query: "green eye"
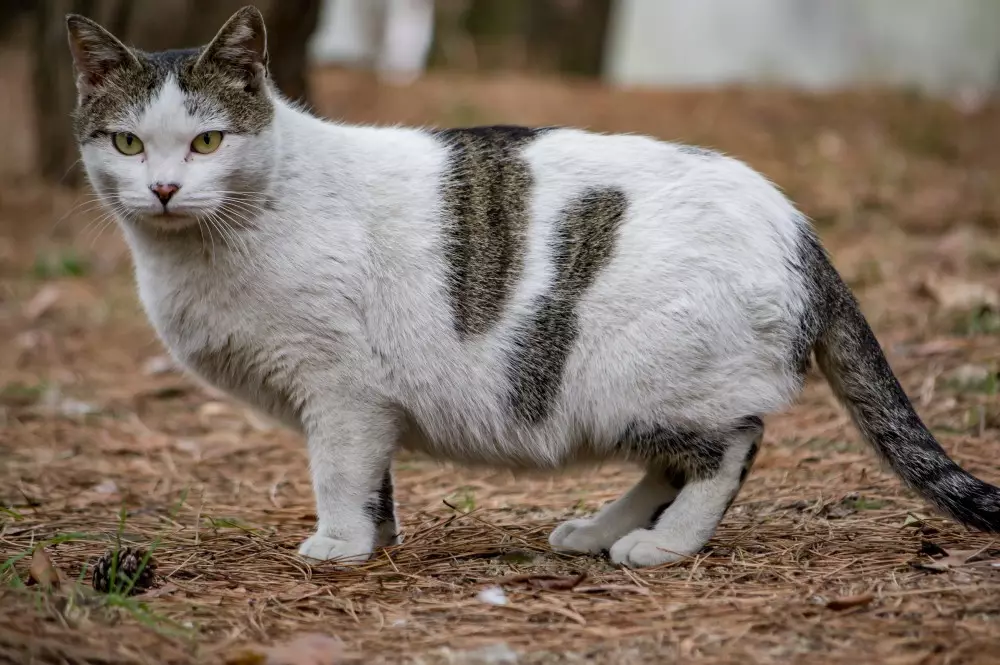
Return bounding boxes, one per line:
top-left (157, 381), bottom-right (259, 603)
top-left (113, 132), bottom-right (144, 155)
top-left (191, 131), bottom-right (224, 154)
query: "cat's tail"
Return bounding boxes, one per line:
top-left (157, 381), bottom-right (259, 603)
top-left (809, 240), bottom-right (1000, 532)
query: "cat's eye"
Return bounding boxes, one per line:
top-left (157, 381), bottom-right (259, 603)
top-left (191, 131), bottom-right (224, 154)
top-left (112, 132), bottom-right (144, 156)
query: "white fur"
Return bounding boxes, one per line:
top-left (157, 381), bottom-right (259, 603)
top-left (609, 423), bottom-right (761, 567)
top-left (82, 78), bottom-right (811, 567)
top-left (549, 470), bottom-right (681, 555)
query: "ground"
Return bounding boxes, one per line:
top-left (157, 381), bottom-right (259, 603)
top-left (2, 68), bottom-right (1000, 664)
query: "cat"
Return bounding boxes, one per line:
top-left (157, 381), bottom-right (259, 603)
top-left (67, 6), bottom-right (1000, 568)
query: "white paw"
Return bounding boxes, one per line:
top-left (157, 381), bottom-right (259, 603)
top-left (609, 529), bottom-right (694, 568)
top-left (549, 518), bottom-right (617, 554)
top-left (298, 534), bottom-right (373, 564)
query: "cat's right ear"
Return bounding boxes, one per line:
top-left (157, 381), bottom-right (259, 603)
top-left (65, 14), bottom-right (137, 99)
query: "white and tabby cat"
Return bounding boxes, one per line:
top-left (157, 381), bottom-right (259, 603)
top-left (67, 7), bottom-right (1000, 568)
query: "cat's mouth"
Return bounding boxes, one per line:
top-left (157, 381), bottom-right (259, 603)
top-left (141, 210), bottom-right (201, 231)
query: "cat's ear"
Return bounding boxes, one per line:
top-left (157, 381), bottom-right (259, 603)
top-left (66, 14), bottom-right (137, 99)
top-left (195, 6), bottom-right (269, 92)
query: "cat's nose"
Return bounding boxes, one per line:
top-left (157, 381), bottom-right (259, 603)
top-left (150, 183), bottom-right (180, 205)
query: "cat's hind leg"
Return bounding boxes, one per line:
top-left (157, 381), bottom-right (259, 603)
top-left (549, 467), bottom-right (681, 555)
top-left (609, 416), bottom-right (762, 568)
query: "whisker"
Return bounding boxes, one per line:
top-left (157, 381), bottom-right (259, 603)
top-left (52, 196), bottom-right (109, 234)
top-left (209, 212), bottom-right (238, 257)
top-left (217, 206), bottom-right (255, 258)
top-left (194, 213), bottom-right (209, 256)
top-left (212, 208), bottom-right (252, 257)
top-left (80, 196), bottom-right (128, 244)
top-left (219, 198), bottom-right (267, 227)
top-left (223, 204), bottom-right (267, 222)
top-left (59, 158), bottom-right (83, 185)
top-left (85, 215), bottom-right (116, 247)
top-left (202, 214), bottom-right (218, 263)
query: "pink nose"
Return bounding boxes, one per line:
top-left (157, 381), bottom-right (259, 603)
top-left (150, 183), bottom-right (180, 205)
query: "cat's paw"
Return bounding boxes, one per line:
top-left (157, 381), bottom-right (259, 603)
top-left (298, 534), bottom-right (373, 564)
top-left (548, 518), bottom-right (616, 554)
top-left (608, 529), bottom-right (692, 568)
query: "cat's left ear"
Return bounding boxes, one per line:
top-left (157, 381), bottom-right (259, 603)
top-left (195, 6), bottom-right (269, 92)
top-left (66, 14), bottom-right (138, 99)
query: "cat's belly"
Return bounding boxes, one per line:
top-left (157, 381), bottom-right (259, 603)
top-left (395, 408), bottom-right (583, 470)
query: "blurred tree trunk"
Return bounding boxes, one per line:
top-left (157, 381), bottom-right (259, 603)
top-left (32, 0), bottom-right (319, 185)
top-left (33, 0), bottom-right (123, 185)
top-left (429, 0), bottom-right (612, 77)
top-left (526, 0), bottom-right (612, 77)
top-left (266, 0), bottom-right (323, 105)
top-left (0, 0), bottom-right (33, 42)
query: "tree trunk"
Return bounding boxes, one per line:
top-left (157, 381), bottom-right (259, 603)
top-left (265, 0), bottom-right (322, 105)
top-left (33, 0), bottom-right (125, 185)
top-left (428, 0), bottom-right (612, 77)
top-left (526, 0), bottom-right (612, 78)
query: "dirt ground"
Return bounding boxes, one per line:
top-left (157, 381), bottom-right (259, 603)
top-left (2, 68), bottom-right (1000, 664)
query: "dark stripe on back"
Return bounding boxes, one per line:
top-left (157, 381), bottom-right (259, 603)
top-left (508, 187), bottom-right (628, 423)
top-left (434, 125), bottom-right (543, 337)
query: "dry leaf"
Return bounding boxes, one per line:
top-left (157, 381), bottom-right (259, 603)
top-left (901, 338), bottom-right (969, 357)
top-left (920, 275), bottom-right (999, 311)
top-left (916, 546), bottom-right (999, 572)
top-left (173, 438), bottom-right (202, 459)
top-left (198, 401), bottom-right (232, 418)
top-left (826, 593), bottom-right (875, 611)
top-left (496, 572), bottom-right (587, 591)
top-left (23, 285), bottom-right (61, 321)
top-left (244, 408), bottom-right (279, 432)
top-left (948, 364), bottom-right (995, 388)
top-left (227, 634), bottom-right (347, 665)
top-left (141, 355), bottom-right (176, 376)
top-left (29, 547), bottom-right (61, 590)
top-left (132, 582), bottom-right (179, 600)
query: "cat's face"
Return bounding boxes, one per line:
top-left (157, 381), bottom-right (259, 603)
top-left (67, 7), bottom-right (275, 232)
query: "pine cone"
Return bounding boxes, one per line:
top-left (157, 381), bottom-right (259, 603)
top-left (92, 547), bottom-right (156, 595)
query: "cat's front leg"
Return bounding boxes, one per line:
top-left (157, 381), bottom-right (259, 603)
top-left (371, 466), bottom-right (402, 548)
top-left (298, 399), bottom-right (399, 564)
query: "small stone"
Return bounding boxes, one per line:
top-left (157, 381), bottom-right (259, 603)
top-left (450, 643), bottom-right (519, 665)
top-left (475, 586), bottom-right (507, 606)
top-left (92, 480), bottom-right (119, 495)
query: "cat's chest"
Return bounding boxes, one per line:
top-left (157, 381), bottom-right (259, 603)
top-left (136, 259), bottom-right (307, 422)
top-left (138, 261), bottom-right (250, 351)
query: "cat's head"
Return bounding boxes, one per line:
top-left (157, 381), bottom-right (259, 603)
top-left (67, 6), bottom-right (276, 231)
